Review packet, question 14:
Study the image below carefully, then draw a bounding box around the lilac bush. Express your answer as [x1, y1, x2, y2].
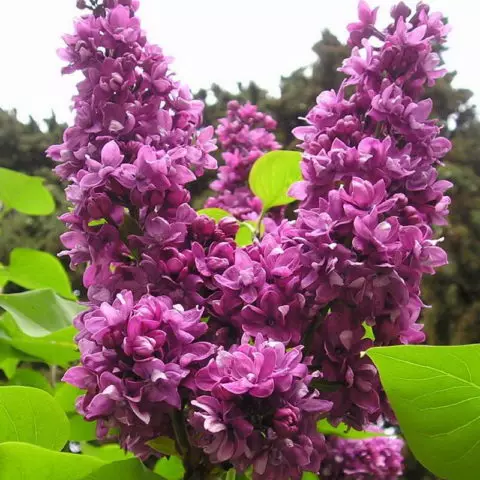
[322, 433, 405, 479]
[205, 101, 280, 220]
[53, 0, 451, 478]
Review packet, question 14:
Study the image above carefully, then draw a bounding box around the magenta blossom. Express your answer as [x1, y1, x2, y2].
[63, 290, 215, 456]
[189, 335, 332, 479]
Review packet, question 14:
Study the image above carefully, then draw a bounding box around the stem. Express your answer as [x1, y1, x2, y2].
[255, 210, 265, 238]
[303, 306, 330, 356]
[50, 365, 58, 388]
[170, 409, 189, 457]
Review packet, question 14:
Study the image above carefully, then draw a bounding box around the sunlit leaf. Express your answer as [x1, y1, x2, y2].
[80, 458, 163, 479]
[0, 442, 103, 480]
[0, 265, 8, 289]
[10, 325, 79, 367]
[154, 456, 185, 480]
[0, 168, 55, 216]
[368, 344, 480, 480]
[8, 248, 74, 299]
[0, 386, 69, 450]
[317, 419, 384, 439]
[0, 339, 21, 379]
[81, 443, 134, 463]
[55, 383, 83, 413]
[197, 208, 234, 222]
[235, 223, 255, 247]
[8, 368, 53, 393]
[249, 150, 302, 211]
[69, 415, 97, 442]
[0, 289, 84, 337]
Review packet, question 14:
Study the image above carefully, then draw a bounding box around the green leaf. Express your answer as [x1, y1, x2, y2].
[69, 415, 97, 441]
[81, 443, 134, 462]
[88, 219, 107, 227]
[55, 383, 83, 413]
[197, 208, 235, 222]
[0, 386, 69, 450]
[368, 344, 480, 480]
[317, 419, 384, 439]
[0, 289, 84, 337]
[302, 473, 319, 480]
[8, 368, 53, 393]
[147, 436, 179, 456]
[235, 223, 255, 247]
[248, 150, 302, 211]
[80, 458, 163, 480]
[0, 168, 55, 216]
[8, 248, 75, 299]
[0, 265, 9, 289]
[362, 323, 375, 340]
[0, 339, 21, 379]
[0, 442, 103, 480]
[10, 325, 79, 368]
[226, 468, 236, 480]
[154, 456, 185, 480]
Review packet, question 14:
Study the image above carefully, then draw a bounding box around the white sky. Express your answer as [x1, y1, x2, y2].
[0, 0, 477, 125]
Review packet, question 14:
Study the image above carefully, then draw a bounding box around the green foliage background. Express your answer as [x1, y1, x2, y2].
[1, 30, 478, 479]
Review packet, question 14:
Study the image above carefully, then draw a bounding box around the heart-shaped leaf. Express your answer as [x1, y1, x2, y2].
[0, 289, 84, 337]
[369, 344, 480, 480]
[249, 150, 302, 211]
[7, 248, 75, 299]
[0, 442, 103, 480]
[154, 456, 185, 480]
[197, 208, 234, 222]
[0, 168, 55, 216]
[0, 386, 69, 450]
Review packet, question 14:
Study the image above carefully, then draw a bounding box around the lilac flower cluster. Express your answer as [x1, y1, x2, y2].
[54, 0, 331, 473]
[206, 0, 451, 432]
[63, 290, 214, 456]
[49, 0, 236, 457]
[205, 100, 280, 220]
[54, 0, 450, 477]
[285, 1, 451, 427]
[189, 335, 332, 479]
[321, 433, 405, 479]
[48, 0, 220, 306]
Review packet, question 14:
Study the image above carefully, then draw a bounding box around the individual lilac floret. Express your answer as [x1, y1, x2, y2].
[63, 290, 215, 456]
[321, 432, 405, 479]
[205, 101, 280, 220]
[189, 334, 332, 480]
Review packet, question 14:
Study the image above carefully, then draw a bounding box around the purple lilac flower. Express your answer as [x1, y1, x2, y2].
[48, 0, 219, 304]
[63, 290, 215, 456]
[55, 1, 451, 476]
[189, 334, 332, 479]
[55, 0, 238, 458]
[205, 100, 281, 220]
[284, 1, 451, 428]
[321, 432, 405, 479]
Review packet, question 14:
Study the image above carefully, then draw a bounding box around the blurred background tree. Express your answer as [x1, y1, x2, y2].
[0, 29, 478, 479]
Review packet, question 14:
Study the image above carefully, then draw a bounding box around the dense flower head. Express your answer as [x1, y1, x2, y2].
[48, 0, 219, 302]
[282, 1, 451, 428]
[189, 335, 332, 479]
[321, 432, 405, 479]
[54, 0, 452, 477]
[63, 290, 215, 456]
[205, 100, 281, 220]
